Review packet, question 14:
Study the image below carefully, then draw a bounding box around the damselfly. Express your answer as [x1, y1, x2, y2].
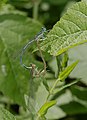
[20, 27, 47, 71]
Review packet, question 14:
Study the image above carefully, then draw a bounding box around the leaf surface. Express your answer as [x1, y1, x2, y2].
[0, 13, 42, 106]
[0, 106, 16, 120]
[59, 61, 79, 81]
[59, 101, 87, 115]
[38, 100, 56, 117]
[41, 1, 87, 56]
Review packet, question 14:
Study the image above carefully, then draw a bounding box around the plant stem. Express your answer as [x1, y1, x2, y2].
[54, 79, 79, 94]
[46, 78, 60, 101]
[50, 78, 60, 93]
[37, 40, 46, 75]
[56, 56, 62, 76]
[33, 0, 40, 20]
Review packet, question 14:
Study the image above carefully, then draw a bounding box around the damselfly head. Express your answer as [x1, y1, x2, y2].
[41, 27, 46, 32]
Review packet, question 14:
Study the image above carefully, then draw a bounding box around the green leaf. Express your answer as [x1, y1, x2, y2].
[82, 0, 87, 3]
[37, 116, 46, 120]
[0, 4, 26, 15]
[9, 0, 32, 8]
[70, 86, 87, 101]
[0, 106, 16, 120]
[68, 44, 87, 84]
[59, 60, 79, 81]
[0, 13, 42, 106]
[54, 79, 79, 94]
[38, 100, 57, 117]
[59, 101, 87, 115]
[42, 77, 49, 92]
[0, 0, 7, 5]
[41, 1, 87, 56]
[61, 52, 68, 69]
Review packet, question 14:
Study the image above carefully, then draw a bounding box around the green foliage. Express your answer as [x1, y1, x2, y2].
[0, 106, 16, 120]
[59, 60, 79, 81]
[42, 77, 49, 91]
[61, 53, 68, 69]
[59, 101, 87, 115]
[70, 86, 87, 101]
[41, 1, 87, 56]
[0, 13, 42, 106]
[47, 61, 79, 96]
[68, 44, 87, 84]
[37, 100, 56, 118]
[0, 0, 87, 120]
[0, 0, 7, 4]
[82, 0, 87, 2]
[54, 79, 79, 94]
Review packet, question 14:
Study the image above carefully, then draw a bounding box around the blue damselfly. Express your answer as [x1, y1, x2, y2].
[20, 27, 47, 70]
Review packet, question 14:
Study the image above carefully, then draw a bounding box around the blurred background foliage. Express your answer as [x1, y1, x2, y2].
[0, 0, 87, 120]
